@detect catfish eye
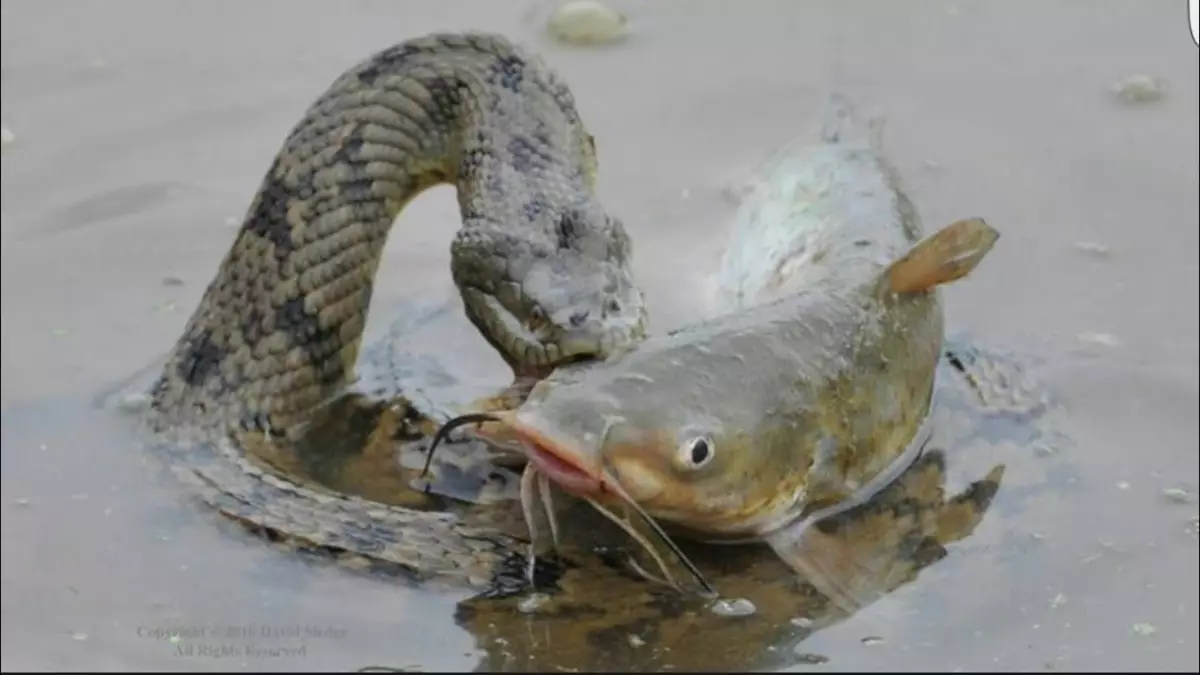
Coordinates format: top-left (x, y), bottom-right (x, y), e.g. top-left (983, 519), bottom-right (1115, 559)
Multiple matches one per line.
top-left (678, 436), bottom-right (715, 470)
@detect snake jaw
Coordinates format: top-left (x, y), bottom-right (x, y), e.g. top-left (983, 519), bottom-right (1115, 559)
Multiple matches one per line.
top-left (462, 282), bottom-right (647, 378)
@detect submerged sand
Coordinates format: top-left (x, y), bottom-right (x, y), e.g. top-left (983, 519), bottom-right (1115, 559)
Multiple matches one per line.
top-left (2, 0), bottom-right (1197, 671)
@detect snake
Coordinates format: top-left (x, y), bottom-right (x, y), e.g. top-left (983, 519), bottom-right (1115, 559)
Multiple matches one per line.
top-left (135, 31), bottom-right (1077, 671)
top-left (147, 32), bottom-right (646, 437)
top-left (143, 31), bottom-right (659, 587)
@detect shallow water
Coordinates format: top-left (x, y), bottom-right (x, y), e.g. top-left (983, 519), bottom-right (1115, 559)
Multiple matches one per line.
top-left (2, 0), bottom-right (1197, 671)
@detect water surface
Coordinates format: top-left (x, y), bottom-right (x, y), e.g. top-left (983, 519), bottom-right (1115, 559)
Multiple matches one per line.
top-left (3, 0), bottom-right (1197, 671)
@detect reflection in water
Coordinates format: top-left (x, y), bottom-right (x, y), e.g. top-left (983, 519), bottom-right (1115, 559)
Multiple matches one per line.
top-left (27, 181), bottom-right (200, 239)
top-left (105, 301), bottom-right (1050, 671)
top-left (770, 455), bottom-right (1004, 617)
top-left (158, 370), bottom-right (1005, 671)
top-left (451, 448), bottom-right (1005, 672)
top-left (142, 326), bottom-right (1023, 672)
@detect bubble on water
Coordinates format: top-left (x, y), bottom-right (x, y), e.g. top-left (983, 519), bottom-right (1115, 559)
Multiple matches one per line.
top-left (710, 597), bottom-right (757, 617)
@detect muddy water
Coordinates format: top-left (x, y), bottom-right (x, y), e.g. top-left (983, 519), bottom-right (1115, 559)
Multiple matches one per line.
top-left (2, 0), bottom-right (1197, 671)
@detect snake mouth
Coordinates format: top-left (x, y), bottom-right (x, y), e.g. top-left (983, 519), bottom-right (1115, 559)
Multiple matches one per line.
top-left (512, 352), bottom-right (596, 380)
top-left (460, 286), bottom-right (646, 376)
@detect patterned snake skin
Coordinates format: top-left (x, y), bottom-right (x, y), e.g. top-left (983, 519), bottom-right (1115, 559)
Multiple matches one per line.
top-left (149, 32), bottom-right (646, 436)
top-left (144, 32), bottom-right (649, 588)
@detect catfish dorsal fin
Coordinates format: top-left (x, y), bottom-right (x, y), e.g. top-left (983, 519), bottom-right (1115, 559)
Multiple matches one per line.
top-left (885, 218), bottom-right (1000, 294)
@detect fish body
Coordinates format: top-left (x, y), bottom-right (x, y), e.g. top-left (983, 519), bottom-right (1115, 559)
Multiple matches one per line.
top-left (712, 94), bottom-right (911, 313)
top-left (485, 96), bottom-right (999, 541)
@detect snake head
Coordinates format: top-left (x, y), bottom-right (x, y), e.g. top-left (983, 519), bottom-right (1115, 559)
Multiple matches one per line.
top-left (453, 206), bottom-right (648, 377)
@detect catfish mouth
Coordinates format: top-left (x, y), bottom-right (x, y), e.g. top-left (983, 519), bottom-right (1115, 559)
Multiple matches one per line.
top-left (420, 411), bottom-right (720, 596)
top-left (489, 415), bottom-right (606, 498)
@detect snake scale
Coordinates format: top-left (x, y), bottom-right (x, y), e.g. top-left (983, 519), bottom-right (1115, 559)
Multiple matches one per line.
top-left (135, 31), bottom-right (1073, 670)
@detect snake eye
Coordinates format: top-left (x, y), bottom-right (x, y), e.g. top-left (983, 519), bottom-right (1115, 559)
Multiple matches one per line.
top-left (677, 436), bottom-right (715, 471)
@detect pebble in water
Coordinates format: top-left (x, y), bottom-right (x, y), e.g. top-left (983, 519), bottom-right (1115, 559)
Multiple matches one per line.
top-left (546, 1), bottom-right (628, 46)
top-left (1131, 622), bottom-right (1157, 637)
top-left (1160, 487), bottom-right (1193, 504)
top-left (792, 651), bottom-right (830, 664)
top-left (1074, 241), bottom-right (1111, 257)
top-left (790, 616), bottom-right (814, 629)
top-left (1111, 75), bottom-right (1166, 104)
top-left (710, 597), bottom-right (757, 617)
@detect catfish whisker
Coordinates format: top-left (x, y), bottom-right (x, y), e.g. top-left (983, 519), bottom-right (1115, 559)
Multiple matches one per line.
top-left (604, 478), bottom-right (718, 598)
top-left (584, 497), bottom-right (681, 591)
top-left (519, 464), bottom-right (541, 587)
top-left (419, 412), bottom-right (501, 483)
top-left (624, 552), bottom-right (674, 588)
top-left (537, 471), bottom-right (561, 549)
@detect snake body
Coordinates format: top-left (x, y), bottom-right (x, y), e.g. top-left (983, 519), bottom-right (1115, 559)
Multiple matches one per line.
top-left (149, 32), bottom-right (646, 435)
top-left (146, 33), bottom-right (650, 589)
